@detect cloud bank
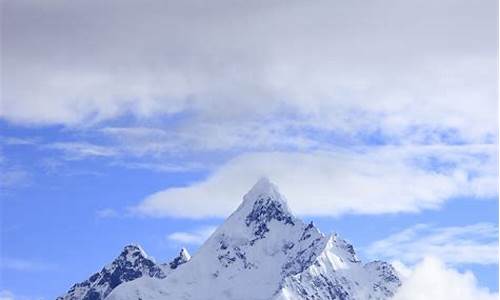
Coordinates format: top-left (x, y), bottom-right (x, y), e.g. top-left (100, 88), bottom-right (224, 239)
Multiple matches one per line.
top-left (133, 145), bottom-right (497, 218)
top-left (3, 0), bottom-right (497, 144)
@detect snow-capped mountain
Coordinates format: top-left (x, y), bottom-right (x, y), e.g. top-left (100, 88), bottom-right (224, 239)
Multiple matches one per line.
top-left (57, 245), bottom-right (190, 300)
top-left (106, 178), bottom-right (401, 300)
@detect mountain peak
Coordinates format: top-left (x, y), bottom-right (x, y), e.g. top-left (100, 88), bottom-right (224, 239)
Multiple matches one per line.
top-left (58, 244), bottom-right (167, 300)
top-left (226, 178), bottom-right (297, 241)
top-left (117, 244), bottom-right (151, 266)
top-left (239, 178), bottom-right (291, 215)
top-left (78, 180), bottom-right (401, 300)
top-left (169, 248), bottom-right (191, 269)
top-left (244, 177), bottom-right (281, 202)
top-left (120, 244), bottom-right (147, 256)
top-left (122, 244), bottom-right (144, 252)
top-left (179, 248), bottom-right (191, 261)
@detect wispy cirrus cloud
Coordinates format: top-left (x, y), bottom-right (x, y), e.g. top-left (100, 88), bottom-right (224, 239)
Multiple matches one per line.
top-left (100, 122), bottom-right (320, 156)
top-left (366, 223), bottom-right (499, 266)
top-left (0, 257), bottom-right (56, 272)
top-left (0, 289), bottom-right (44, 300)
top-left (0, 168), bottom-right (30, 189)
top-left (109, 161), bottom-right (208, 173)
top-left (0, 152), bottom-right (30, 189)
top-left (44, 142), bottom-right (118, 160)
top-left (0, 290), bottom-right (16, 300)
top-left (95, 208), bottom-right (120, 219)
top-left (3, 137), bottom-right (39, 146)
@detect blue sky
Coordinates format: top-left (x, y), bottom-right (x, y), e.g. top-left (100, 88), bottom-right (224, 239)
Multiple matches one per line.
top-left (1, 1), bottom-right (498, 300)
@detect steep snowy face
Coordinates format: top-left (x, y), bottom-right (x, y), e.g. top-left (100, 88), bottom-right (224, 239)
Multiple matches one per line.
top-left (108, 178), bottom-right (401, 300)
top-left (278, 235), bottom-right (400, 300)
top-left (57, 245), bottom-right (190, 300)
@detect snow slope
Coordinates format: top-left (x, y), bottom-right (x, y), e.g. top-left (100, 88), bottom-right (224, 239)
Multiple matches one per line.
top-left (107, 178), bottom-right (400, 300)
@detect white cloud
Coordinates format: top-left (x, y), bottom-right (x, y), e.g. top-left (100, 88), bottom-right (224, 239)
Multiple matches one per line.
top-left (39, 123), bottom-right (316, 163)
top-left (110, 161), bottom-right (207, 173)
top-left (0, 290), bottom-right (15, 300)
top-left (393, 257), bottom-right (498, 300)
top-left (100, 123), bottom-right (319, 155)
top-left (2, 0), bottom-right (497, 144)
top-left (167, 226), bottom-right (217, 245)
top-left (0, 290), bottom-right (44, 300)
top-left (0, 168), bottom-right (30, 189)
top-left (0, 152), bottom-right (30, 189)
top-left (133, 144), bottom-right (497, 218)
top-left (45, 142), bottom-right (118, 160)
top-left (96, 208), bottom-right (119, 218)
top-left (366, 223), bottom-right (499, 266)
top-left (3, 137), bottom-right (38, 145)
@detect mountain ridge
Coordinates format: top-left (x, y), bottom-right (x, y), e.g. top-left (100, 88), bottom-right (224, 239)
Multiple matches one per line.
top-left (58, 178), bottom-right (400, 300)
top-left (106, 178), bottom-right (401, 300)
top-left (57, 245), bottom-right (190, 300)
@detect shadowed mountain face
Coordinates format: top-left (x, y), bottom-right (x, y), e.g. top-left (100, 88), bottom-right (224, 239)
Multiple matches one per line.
top-left (57, 245), bottom-right (190, 300)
